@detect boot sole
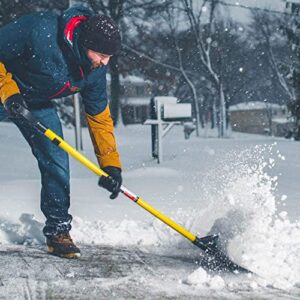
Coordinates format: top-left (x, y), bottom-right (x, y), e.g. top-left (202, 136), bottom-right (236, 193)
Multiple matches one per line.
top-left (47, 246), bottom-right (81, 259)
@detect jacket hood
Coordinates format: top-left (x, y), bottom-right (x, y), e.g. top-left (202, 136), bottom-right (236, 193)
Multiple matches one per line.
top-left (59, 6), bottom-right (94, 70)
top-left (60, 6), bottom-right (93, 47)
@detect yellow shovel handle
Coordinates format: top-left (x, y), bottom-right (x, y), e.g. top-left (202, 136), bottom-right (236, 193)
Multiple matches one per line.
top-left (44, 128), bottom-right (197, 243)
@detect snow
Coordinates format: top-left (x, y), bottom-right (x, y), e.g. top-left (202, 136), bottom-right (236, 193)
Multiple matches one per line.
top-left (198, 144), bottom-right (300, 289)
top-left (121, 96), bottom-right (150, 106)
top-left (187, 268), bottom-right (226, 289)
top-left (272, 117), bottom-right (290, 124)
top-left (0, 122), bottom-right (300, 298)
top-left (229, 101), bottom-right (284, 111)
top-left (154, 96), bottom-right (178, 104)
top-left (106, 73), bottom-right (151, 84)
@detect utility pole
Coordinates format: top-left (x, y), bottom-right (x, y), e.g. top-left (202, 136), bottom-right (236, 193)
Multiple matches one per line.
top-left (70, 0), bottom-right (83, 150)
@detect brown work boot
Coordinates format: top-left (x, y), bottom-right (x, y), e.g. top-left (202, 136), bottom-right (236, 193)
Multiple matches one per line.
top-left (46, 232), bottom-right (81, 259)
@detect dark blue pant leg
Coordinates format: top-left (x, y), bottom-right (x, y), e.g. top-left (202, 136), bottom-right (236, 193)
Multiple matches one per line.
top-left (0, 104), bottom-right (8, 121)
top-left (0, 104), bottom-right (72, 236)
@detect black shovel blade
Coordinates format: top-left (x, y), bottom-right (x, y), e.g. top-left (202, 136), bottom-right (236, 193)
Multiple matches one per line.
top-left (193, 235), bottom-right (251, 273)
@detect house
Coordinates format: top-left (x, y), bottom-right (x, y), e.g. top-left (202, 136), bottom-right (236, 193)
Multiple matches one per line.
top-left (54, 74), bottom-right (153, 127)
top-left (284, 0), bottom-right (300, 15)
top-left (229, 101), bottom-right (290, 136)
top-left (106, 74), bottom-right (153, 125)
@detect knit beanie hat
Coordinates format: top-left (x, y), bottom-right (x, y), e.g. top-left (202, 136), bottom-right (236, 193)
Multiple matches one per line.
top-left (79, 15), bottom-right (121, 55)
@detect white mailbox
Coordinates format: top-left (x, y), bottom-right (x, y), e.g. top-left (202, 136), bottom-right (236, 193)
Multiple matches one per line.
top-left (162, 103), bottom-right (192, 120)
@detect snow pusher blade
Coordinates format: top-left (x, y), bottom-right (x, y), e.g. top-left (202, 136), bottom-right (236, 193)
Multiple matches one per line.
top-left (193, 235), bottom-right (250, 272)
top-left (19, 108), bottom-right (251, 273)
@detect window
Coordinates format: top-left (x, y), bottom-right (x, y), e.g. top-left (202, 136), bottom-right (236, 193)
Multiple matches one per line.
top-left (136, 86), bottom-right (144, 96)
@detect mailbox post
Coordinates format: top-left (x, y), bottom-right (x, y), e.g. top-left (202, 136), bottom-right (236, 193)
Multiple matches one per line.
top-left (144, 96), bottom-right (192, 163)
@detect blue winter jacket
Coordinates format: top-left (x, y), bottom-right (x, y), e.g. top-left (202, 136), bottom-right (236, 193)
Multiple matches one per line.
top-left (0, 6), bottom-right (122, 169)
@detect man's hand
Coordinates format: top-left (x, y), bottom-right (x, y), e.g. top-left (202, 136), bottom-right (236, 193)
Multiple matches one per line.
top-left (4, 94), bottom-right (28, 118)
top-left (98, 166), bottom-right (122, 199)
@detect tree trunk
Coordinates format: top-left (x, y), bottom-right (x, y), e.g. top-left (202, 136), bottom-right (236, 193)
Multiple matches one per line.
top-left (199, 96), bottom-right (205, 128)
top-left (192, 93), bottom-right (201, 137)
top-left (218, 83), bottom-right (227, 137)
top-left (109, 55), bottom-right (121, 126)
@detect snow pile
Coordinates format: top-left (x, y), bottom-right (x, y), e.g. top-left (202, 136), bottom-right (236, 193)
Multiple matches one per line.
top-left (186, 268), bottom-right (225, 290)
top-left (0, 214), bottom-right (44, 245)
top-left (72, 218), bottom-right (161, 247)
top-left (191, 143), bottom-right (300, 290)
top-left (71, 210), bottom-right (192, 251)
top-left (0, 212), bottom-right (186, 249)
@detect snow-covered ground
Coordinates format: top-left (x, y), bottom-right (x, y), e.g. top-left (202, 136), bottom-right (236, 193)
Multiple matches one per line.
top-left (0, 121), bottom-right (299, 299)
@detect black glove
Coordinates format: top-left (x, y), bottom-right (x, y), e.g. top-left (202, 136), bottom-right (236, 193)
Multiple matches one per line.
top-left (98, 166), bottom-right (122, 199)
top-left (4, 94), bottom-right (28, 118)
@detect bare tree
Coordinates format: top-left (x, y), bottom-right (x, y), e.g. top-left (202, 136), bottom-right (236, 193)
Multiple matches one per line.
top-left (164, 5), bottom-right (202, 136)
top-left (250, 11), bottom-right (294, 101)
top-left (180, 0), bottom-right (227, 137)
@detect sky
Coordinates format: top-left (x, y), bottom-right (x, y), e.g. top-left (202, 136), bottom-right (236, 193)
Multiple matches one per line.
top-left (225, 0), bottom-right (286, 23)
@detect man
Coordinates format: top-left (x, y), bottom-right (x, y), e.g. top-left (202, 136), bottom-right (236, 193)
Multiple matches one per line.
top-left (0, 6), bottom-right (123, 258)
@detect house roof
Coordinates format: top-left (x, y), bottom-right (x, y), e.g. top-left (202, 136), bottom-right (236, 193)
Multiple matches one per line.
top-left (106, 74), bottom-right (151, 84)
top-left (229, 101), bottom-right (285, 112)
top-left (272, 117), bottom-right (290, 124)
top-left (121, 97), bottom-right (151, 106)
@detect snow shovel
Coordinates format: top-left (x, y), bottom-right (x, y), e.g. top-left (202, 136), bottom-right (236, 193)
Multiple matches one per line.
top-left (17, 106), bottom-right (250, 273)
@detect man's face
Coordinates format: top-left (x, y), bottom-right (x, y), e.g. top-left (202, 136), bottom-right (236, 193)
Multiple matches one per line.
top-left (86, 49), bottom-right (112, 70)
